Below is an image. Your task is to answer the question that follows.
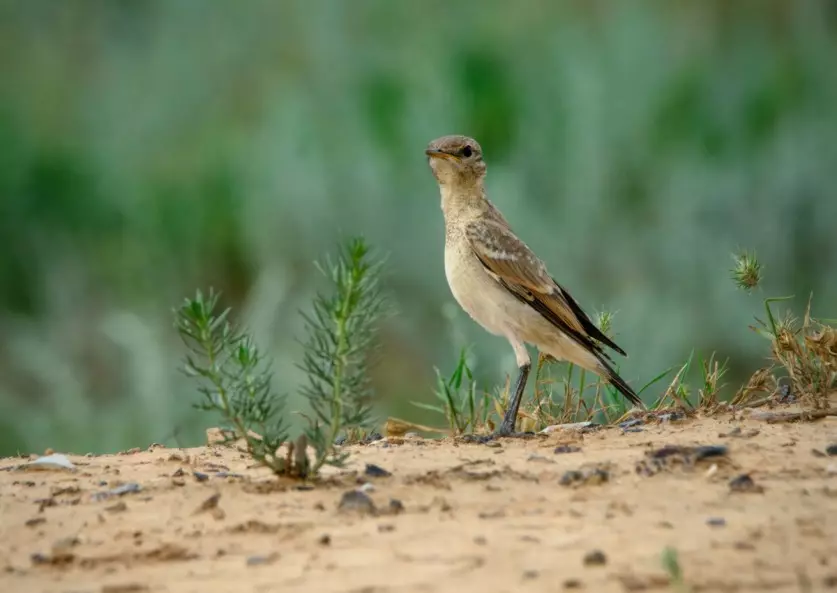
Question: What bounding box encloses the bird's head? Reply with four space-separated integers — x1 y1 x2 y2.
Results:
425 135 486 188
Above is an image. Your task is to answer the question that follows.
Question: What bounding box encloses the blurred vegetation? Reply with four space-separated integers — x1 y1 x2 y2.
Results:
1 1 836 455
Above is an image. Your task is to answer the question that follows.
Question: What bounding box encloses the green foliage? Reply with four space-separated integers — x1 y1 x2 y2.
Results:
412 347 493 436
175 237 388 478
298 237 389 473
174 288 292 475
661 546 690 592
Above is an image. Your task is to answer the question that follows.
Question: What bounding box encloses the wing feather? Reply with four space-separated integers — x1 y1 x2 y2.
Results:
465 219 626 359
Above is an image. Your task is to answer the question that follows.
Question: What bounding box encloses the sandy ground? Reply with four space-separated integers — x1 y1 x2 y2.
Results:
2 412 837 593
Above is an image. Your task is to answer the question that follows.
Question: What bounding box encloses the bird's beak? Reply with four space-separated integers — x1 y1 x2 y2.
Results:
425 148 458 162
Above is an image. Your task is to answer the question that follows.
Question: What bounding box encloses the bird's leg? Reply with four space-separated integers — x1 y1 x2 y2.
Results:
459 340 535 444
496 361 531 436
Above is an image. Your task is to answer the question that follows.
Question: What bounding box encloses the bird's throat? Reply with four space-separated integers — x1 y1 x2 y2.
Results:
440 182 486 222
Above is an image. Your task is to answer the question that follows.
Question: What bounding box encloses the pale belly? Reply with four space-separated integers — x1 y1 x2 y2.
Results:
444 245 539 339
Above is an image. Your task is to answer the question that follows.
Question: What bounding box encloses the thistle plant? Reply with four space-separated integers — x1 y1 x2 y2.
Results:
730 249 763 293
731 249 836 408
298 237 389 473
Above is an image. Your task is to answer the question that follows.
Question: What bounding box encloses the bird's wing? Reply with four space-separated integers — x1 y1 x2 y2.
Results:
465 219 626 358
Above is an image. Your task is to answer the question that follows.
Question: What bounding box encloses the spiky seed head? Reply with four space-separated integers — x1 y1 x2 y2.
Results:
730 250 762 292
595 310 616 337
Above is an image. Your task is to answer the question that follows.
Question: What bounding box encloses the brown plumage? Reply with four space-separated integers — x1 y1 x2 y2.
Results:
425 134 643 436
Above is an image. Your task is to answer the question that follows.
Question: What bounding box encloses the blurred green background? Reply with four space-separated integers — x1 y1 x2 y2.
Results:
1 1 836 455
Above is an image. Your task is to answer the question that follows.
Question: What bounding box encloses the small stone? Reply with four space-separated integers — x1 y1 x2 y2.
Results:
478 509 505 519
554 445 582 454
171 468 185 477
364 463 392 478
706 517 726 527
619 418 643 430
105 501 128 513
193 472 209 482
523 570 539 580
25 517 46 527
693 445 729 460
527 454 554 464
540 421 597 434
485 441 502 448
377 523 395 533
24 454 76 473
194 493 222 514
826 444 837 456
246 553 279 566
91 483 141 502
563 578 583 589
359 482 375 493
388 499 405 514
318 534 331 546
337 490 376 515
729 474 764 494
583 550 607 566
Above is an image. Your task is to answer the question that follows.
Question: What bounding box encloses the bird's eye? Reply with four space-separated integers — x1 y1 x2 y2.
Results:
462 145 473 158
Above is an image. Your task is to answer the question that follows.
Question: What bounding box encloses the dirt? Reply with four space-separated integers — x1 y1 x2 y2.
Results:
2 412 837 593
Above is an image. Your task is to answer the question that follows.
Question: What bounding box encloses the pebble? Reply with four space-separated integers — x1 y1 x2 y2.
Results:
246 553 279 566
364 463 392 478
583 549 607 566
554 445 582 454
826 444 837 456
23 454 76 472
91 483 141 502
706 517 726 527
729 474 764 493
337 490 376 515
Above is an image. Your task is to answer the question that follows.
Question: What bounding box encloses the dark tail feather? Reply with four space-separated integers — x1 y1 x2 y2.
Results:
599 357 644 408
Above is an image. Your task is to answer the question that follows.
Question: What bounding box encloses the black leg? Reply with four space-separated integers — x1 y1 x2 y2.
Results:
496 362 531 436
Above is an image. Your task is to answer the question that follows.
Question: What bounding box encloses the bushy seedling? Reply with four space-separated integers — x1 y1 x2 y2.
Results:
175 236 388 478
174 288 296 475
298 237 389 472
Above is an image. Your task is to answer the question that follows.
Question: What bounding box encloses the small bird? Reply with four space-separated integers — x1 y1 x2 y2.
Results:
425 134 643 437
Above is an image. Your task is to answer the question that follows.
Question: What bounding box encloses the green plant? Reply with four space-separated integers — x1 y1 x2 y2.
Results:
174 288 296 475
732 250 836 408
661 546 690 592
412 347 493 435
298 237 389 473
175 236 388 478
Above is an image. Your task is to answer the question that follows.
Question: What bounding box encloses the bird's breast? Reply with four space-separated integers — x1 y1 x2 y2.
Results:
443 242 521 337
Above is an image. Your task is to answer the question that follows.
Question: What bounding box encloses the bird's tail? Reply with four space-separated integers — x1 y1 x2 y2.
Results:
597 356 644 409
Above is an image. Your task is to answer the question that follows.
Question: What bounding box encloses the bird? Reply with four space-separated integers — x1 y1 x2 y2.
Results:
425 134 644 437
